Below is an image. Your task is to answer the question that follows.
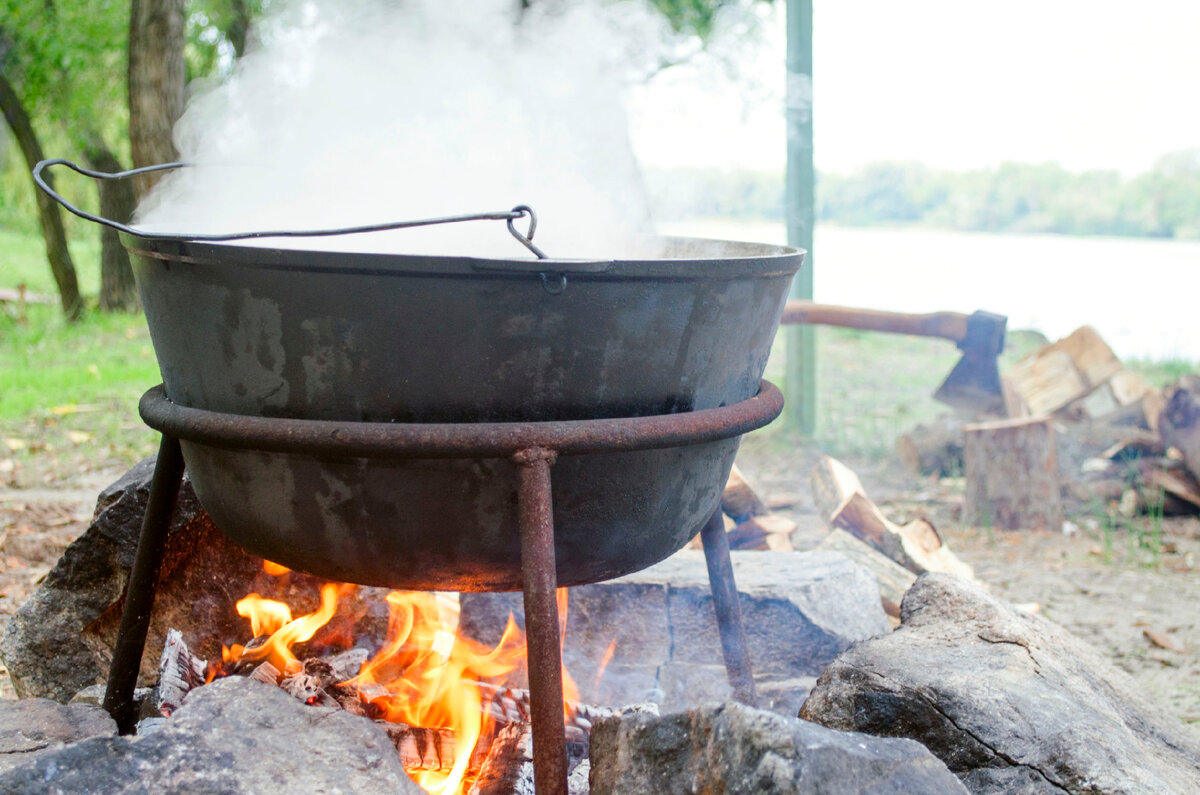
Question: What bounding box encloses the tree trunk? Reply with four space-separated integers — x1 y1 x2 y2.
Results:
226 0 251 58
0 68 82 320
128 0 185 199
83 134 139 312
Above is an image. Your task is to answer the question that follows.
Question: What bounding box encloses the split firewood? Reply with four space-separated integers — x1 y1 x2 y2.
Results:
897 417 964 476
811 455 976 581
468 721 532 795
830 492 976 581
1159 376 1200 482
963 416 1062 531
156 629 208 716
817 529 916 619
809 456 867 522
721 464 769 521
382 720 473 772
726 514 797 551
1006 326 1123 416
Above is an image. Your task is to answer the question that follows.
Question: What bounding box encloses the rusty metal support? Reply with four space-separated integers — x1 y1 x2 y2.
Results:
137 380 784 460
700 507 758 707
103 434 185 733
514 447 568 795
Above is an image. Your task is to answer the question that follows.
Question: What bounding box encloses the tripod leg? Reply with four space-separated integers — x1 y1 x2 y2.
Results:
700 507 758 707
102 435 185 734
514 447 568 795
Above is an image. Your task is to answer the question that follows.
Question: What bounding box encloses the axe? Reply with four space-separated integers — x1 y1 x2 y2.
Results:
781 301 1008 416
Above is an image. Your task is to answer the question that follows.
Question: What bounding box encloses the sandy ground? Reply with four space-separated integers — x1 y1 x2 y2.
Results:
735 433 1200 743
2 448 1199 750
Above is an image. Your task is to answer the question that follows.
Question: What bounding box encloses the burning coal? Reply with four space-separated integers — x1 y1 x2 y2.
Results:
136 0 658 259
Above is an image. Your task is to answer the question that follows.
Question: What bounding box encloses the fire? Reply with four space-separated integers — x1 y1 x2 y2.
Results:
233 584 349 675
219 574 582 795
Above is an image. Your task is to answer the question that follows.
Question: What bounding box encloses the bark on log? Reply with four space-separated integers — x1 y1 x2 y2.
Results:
964 416 1062 531
467 721 532 795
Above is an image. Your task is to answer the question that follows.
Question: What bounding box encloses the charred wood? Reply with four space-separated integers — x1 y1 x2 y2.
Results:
156 629 207 716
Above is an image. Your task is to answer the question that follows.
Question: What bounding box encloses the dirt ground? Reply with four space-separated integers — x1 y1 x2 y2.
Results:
2 439 1199 749
736 432 1200 744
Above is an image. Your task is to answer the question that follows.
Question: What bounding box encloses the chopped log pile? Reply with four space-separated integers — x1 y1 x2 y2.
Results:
899 325 1200 525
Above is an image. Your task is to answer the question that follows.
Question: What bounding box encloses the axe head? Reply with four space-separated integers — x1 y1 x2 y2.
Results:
933 311 1007 416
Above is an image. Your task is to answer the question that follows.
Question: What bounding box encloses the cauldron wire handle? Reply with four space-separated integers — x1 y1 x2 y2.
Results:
32 158 548 259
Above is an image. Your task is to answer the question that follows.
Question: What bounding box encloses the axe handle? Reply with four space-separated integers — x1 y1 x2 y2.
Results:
781 300 969 343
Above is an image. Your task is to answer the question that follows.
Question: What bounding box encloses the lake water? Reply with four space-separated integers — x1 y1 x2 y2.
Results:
658 220 1200 362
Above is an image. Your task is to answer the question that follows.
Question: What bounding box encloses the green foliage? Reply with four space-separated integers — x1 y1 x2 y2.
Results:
819 153 1200 240
646 0 774 40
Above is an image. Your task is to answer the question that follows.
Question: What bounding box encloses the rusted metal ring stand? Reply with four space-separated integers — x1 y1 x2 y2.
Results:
103 381 783 795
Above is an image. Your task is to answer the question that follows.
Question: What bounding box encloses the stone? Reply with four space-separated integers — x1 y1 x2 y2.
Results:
800 573 1200 794
461 549 889 714
0 698 116 774
1 457 391 702
0 677 422 793
589 701 968 794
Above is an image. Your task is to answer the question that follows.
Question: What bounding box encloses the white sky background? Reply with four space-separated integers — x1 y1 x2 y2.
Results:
628 0 1200 174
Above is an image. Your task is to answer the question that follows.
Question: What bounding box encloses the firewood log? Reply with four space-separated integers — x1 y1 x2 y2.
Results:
817 529 916 618
1160 376 1200 482
721 464 769 521
156 629 207 716
963 416 1062 531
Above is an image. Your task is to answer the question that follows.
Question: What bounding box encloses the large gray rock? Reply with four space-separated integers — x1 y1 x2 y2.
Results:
462 549 889 715
800 572 1200 794
589 701 968 794
1 458 391 702
0 677 421 793
0 699 116 773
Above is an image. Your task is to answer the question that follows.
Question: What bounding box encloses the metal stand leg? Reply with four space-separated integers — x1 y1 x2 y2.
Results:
700 507 758 707
102 435 185 734
513 447 568 795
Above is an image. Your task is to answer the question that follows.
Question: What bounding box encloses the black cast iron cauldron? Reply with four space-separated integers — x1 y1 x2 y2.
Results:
37 160 803 590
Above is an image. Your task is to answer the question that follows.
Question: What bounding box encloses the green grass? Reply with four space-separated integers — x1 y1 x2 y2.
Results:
0 228 102 298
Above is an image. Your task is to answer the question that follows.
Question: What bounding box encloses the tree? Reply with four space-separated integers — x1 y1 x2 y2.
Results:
128 0 186 198
0 61 81 319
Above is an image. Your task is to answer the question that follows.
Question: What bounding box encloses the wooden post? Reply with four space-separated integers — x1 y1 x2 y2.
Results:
963 417 1061 531
785 0 816 434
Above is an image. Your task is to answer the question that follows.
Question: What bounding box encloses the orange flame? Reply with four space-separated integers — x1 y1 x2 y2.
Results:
593 638 617 700
262 560 291 576
220 585 587 794
231 584 349 676
347 592 527 794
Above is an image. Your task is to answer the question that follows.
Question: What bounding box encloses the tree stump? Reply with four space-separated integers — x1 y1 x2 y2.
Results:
963 416 1061 531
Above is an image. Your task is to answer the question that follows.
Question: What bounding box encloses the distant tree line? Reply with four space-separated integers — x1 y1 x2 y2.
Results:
646 150 1200 240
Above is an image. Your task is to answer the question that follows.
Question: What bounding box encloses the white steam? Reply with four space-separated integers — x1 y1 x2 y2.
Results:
137 0 660 259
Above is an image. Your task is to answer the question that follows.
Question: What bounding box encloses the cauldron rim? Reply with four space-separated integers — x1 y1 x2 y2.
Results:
120 232 803 280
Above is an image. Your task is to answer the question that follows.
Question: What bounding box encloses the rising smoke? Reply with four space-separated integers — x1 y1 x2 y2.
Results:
136 0 662 259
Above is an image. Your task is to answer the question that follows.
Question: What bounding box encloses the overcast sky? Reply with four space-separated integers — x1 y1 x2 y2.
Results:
628 0 1200 174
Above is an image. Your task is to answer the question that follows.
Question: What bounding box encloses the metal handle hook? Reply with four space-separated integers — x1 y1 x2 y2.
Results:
32 159 550 259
